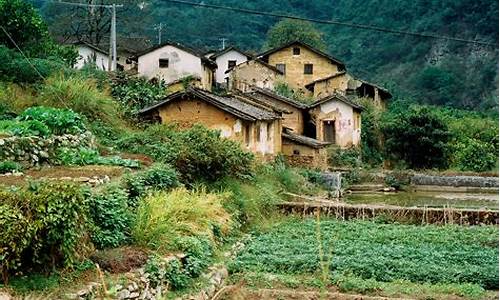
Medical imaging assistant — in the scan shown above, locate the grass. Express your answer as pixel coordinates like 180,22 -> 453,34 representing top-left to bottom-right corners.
132,188 -> 232,253
229,217 -> 499,296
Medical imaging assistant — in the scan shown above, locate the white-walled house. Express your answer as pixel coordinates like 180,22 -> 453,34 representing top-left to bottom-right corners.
133,41 -> 217,91
73,42 -> 110,71
209,47 -> 252,85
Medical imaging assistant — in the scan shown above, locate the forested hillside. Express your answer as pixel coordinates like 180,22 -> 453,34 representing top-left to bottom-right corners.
37,0 -> 498,112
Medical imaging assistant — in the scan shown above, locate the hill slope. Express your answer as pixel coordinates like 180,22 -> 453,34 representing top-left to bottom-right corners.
39,0 -> 499,112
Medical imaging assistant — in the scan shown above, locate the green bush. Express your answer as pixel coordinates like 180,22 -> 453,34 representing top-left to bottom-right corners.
360,99 -> 384,166
56,147 -> 140,168
0,161 -> 22,174
174,236 -> 213,278
164,259 -> 190,290
382,105 -> 450,169
17,106 -> 86,135
0,182 -> 89,282
123,163 -> 179,206
0,119 -> 50,137
89,184 -> 132,249
110,72 -> 168,118
328,146 -> 362,169
453,138 -> 497,172
118,124 -> 254,183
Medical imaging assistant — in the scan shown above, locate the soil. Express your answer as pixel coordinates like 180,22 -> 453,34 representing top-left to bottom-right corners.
90,246 -> 149,274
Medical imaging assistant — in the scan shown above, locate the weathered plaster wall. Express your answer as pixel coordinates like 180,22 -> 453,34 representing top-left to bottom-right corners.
251,94 -> 304,134
309,100 -> 361,147
157,98 -> 280,155
266,45 -> 340,91
215,50 -> 248,84
281,140 -> 327,169
137,46 -> 212,90
229,60 -> 283,92
311,73 -> 352,99
75,45 -> 109,71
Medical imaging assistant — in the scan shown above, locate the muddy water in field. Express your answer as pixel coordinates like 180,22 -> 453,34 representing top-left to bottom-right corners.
344,191 -> 499,210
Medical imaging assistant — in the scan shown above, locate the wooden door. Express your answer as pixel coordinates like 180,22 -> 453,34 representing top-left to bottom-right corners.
323,121 -> 335,143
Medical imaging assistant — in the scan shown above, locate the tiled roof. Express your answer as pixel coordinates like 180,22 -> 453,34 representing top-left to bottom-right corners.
304,71 -> 347,89
309,92 -> 364,110
247,87 -> 309,109
282,129 -> 331,149
209,46 -> 253,59
225,58 -> 284,74
139,87 -> 280,121
258,40 -> 345,69
133,40 -> 217,68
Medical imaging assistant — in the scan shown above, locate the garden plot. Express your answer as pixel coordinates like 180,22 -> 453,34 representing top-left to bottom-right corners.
227,217 -> 499,300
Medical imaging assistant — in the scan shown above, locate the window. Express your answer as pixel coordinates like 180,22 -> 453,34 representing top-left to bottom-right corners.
159,58 -> 169,68
256,124 -> 261,141
293,149 -> 300,155
276,63 -> 286,74
304,64 -> 313,74
293,47 -> 300,55
228,60 -> 237,69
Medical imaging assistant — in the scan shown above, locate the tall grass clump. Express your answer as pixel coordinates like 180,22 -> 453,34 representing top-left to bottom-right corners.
132,188 -> 231,253
39,75 -> 127,131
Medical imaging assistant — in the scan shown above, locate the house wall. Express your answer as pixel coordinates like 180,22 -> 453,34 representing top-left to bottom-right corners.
215,50 -> 248,84
309,100 -> 361,148
229,60 -> 283,92
281,140 -> 328,169
310,73 -> 352,99
251,94 -> 304,134
156,97 -> 280,155
266,45 -> 340,91
75,45 -> 109,71
137,45 -> 212,90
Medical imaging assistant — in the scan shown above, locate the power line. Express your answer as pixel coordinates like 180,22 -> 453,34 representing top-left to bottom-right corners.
161,0 -> 497,47
49,1 -> 123,8
0,25 -> 69,108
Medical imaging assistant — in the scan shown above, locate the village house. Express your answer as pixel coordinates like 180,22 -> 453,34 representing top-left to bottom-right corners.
138,87 -> 282,156
258,40 -> 346,93
307,93 -> 363,147
73,42 -> 111,71
226,58 -> 284,92
209,46 -> 252,86
133,41 -> 217,91
305,72 -> 392,107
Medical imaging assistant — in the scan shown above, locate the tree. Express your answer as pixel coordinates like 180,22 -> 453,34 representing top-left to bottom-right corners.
0,0 -> 48,49
382,105 -> 450,169
264,19 -> 326,50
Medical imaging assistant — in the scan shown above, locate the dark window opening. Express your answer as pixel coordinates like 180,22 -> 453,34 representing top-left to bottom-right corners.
228,60 -> 237,69
304,64 -> 313,74
293,47 -> 300,55
276,63 -> 286,74
159,58 -> 169,68
293,149 -> 300,155
244,124 -> 250,146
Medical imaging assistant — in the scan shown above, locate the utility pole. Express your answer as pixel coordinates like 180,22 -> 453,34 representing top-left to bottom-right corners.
51,1 -> 123,72
219,37 -> 227,50
154,23 -> 164,45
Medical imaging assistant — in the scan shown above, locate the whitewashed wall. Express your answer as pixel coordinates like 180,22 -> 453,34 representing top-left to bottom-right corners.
137,45 -> 203,83
75,45 -> 110,71
214,50 -> 248,84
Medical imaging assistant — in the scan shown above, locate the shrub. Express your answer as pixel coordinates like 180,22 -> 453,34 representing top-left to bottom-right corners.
144,255 -> 190,290
0,119 -> 50,137
0,182 -> 89,282
123,163 -> 179,206
89,184 -> 132,249
360,99 -> 384,166
110,72 -> 168,118
174,236 -> 213,278
0,161 -> 22,174
56,147 -> 140,168
17,106 -> 86,135
132,188 -> 231,252
118,124 -> 254,183
453,138 -> 497,172
382,105 -> 450,169
328,146 -> 362,169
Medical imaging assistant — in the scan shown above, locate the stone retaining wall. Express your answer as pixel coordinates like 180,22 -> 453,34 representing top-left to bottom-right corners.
411,174 -> 498,188
0,132 -> 94,167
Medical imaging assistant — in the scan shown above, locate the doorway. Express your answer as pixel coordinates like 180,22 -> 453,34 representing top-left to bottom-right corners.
323,120 -> 335,143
